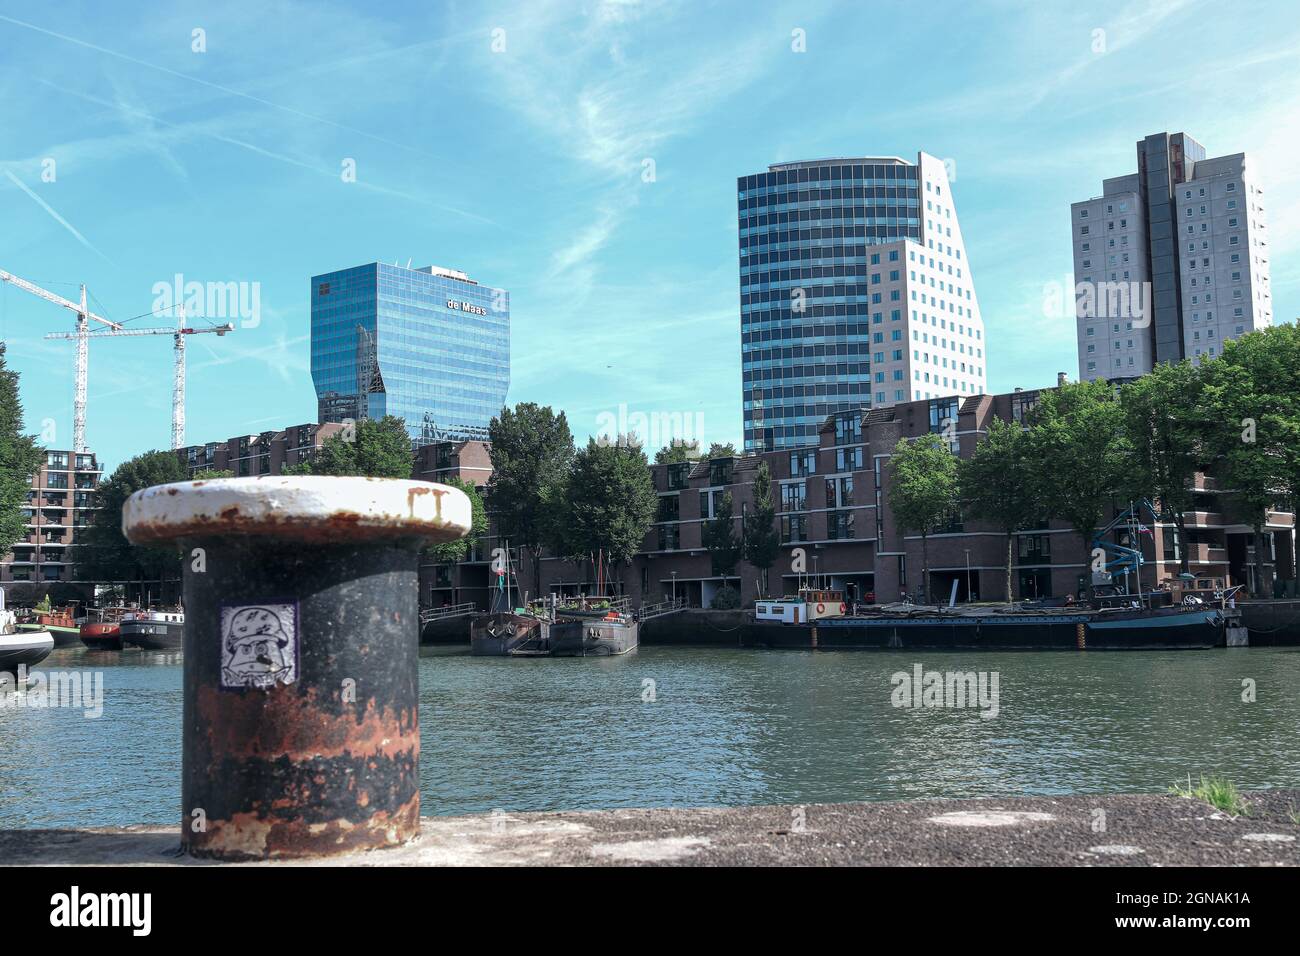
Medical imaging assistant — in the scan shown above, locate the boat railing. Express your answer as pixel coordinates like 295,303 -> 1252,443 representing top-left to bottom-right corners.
419,601 -> 479,625
555,595 -> 630,614
638,597 -> 686,621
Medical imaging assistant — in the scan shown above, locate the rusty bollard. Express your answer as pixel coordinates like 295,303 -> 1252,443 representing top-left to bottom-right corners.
122,475 -> 471,860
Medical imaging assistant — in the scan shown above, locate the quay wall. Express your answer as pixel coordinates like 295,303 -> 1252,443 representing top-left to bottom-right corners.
640,609 -> 748,645
1241,600 -> 1300,645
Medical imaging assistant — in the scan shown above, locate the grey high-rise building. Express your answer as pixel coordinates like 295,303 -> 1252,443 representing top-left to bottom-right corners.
738,153 -> 987,452
1072,132 -> 1273,383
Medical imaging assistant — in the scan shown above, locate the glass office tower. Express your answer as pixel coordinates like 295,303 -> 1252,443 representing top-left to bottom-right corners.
310,262 -> 509,445
740,158 -> 921,452
739,154 -> 987,451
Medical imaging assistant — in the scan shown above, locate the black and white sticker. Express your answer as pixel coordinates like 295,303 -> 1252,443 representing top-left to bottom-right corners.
220,603 -> 298,690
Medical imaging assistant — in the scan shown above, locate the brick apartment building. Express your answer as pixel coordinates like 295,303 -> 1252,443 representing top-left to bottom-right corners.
0,449 -> 103,596
169,393 -> 1296,612
494,389 -> 1294,609
177,422 -> 348,477
412,439 -> 494,608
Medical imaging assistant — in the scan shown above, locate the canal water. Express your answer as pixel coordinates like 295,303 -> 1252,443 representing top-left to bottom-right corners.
3,645 -> 1299,828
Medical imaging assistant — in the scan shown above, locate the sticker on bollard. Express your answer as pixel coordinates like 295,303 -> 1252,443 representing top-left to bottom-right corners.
221,603 -> 298,689
122,475 -> 472,861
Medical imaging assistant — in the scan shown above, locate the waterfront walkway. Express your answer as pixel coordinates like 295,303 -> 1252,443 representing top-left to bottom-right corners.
5,790 -> 1299,865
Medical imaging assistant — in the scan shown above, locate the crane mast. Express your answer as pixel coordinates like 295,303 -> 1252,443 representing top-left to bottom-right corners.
1,268 -> 122,452
173,327 -> 186,450
44,315 -> 234,449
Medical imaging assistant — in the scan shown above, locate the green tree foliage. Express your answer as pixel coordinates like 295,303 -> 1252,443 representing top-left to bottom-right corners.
889,434 -> 959,604
423,476 -> 487,564
742,462 -> 781,597
701,491 -> 740,582
1027,379 -> 1130,598
710,584 -> 741,610
959,417 -> 1038,601
551,438 -> 656,591
72,450 -> 191,602
0,344 -> 43,558
487,403 -> 575,586
297,416 -> 414,478
705,441 -> 737,459
1200,325 -> 1300,596
654,438 -> 700,463
1118,360 -> 1205,575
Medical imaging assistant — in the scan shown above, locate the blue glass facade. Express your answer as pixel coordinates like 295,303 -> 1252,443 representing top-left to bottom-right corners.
310,262 -> 509,445
739,158 -> 922,451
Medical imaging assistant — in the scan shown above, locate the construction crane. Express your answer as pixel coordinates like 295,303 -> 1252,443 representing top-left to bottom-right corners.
45,311 -> 234,450
0,268 -> 124,452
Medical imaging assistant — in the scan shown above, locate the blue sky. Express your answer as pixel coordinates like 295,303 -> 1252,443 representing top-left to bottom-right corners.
1,0 -> 1297,470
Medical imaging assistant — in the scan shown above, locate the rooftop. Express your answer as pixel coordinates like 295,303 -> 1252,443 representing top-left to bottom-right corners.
768,156 -> 910,171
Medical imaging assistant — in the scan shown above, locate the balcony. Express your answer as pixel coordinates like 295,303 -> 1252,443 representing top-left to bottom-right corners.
1185,542 -> 1229,566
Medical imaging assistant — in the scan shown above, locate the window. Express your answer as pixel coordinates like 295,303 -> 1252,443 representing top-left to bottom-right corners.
832,412 -> 861,444
825,475 -> 855,509
1018,534 -> 1051,563
781,482 -> 807,511
780,514 -> 806,543
666,462 -> 691,490
929,397 -> 960,436
827,511 -> 855,540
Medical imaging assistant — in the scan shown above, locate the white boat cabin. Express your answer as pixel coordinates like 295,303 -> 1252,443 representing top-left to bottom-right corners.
755,589 -> 847,624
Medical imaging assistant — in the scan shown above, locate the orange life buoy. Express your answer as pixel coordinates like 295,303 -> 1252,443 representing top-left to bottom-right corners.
816,603 -> 826,614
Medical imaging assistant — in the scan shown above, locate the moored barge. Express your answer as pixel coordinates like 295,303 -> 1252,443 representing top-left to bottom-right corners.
746,589 -> 1228,650
18,606 -> 81,648
120,609 -> 185,650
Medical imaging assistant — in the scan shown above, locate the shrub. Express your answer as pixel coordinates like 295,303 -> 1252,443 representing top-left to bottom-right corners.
710,585 -> 741,610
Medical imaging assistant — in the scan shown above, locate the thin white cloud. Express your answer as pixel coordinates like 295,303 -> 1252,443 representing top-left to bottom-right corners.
30,79 -> 498,227
0,12 -> 445,161
2,168 -> 112,263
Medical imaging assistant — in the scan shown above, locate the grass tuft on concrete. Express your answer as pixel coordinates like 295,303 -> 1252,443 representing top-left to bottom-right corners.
1170,773 -> 1249,816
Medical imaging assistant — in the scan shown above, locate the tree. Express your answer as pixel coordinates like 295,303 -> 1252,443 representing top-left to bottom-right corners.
1200,326 -> 1300,597
488,403 -> 575,589
72,450 -> 192,603
743,462 -> 781,597
552,438 -> 656,593
423,476 -> 487,565
0,344 -> 43,558
959,417 -> 1038,602
654,439 -> 700,464
701,491 -> 740,584
1027,379 -> 1130,602
1118,360 -> 1205,576
705,441 -> 737,459
297,416 -> 413,478
889,434 -> 959,604
710,585 -> 741,610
